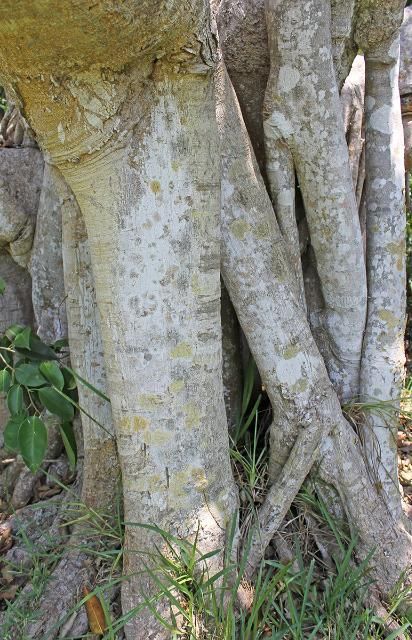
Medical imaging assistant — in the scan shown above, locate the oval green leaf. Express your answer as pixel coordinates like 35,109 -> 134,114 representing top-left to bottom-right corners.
18,416 -> 47,472
38,387 -> 74,421
0,369 -> 11,393
26,334 -> 58,361
39,361 -> 64,390
15,364 -> 47,388
3,413 -> 27,452
13,327 -> 32,350
7,384 -> 24,415
5,324 -> 24,342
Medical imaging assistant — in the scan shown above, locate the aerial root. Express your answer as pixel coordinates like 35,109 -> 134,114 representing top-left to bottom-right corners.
244,419 -> 325,579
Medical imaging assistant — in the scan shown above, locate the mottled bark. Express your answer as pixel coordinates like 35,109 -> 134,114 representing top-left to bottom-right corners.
341,55 -> 366,208
264,0 -> 367,401
217,62 -> 412,592
360,35 -> 406,519
29,162 -> 67,342
400,8 -> 412,172
0,252 -> 34,335
25,170 -> 120,640
0,3 -> 238,637
0,145 -> 39,458
0,147 -> 43,267
217,0 -> 269,171
331,0 -> 358,90
0,0 -> 411,632
59,169 -> 119,513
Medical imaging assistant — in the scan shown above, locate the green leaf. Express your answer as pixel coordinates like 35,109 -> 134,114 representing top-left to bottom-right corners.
4,413 -> 26,451
60,422 -> 77,469
62,367 -> 77,391
38,387 -> 74,421
39,361 -> 64,390
0,337 -> 13,370
0,369 -> 11,393
15,333 -> 58,362
7,384 -> 24,415
0,276 -> 5,295
13,326 -> 32,350
64,367 -> 109,402
53,338 -> 69,352
18,416 -> 47,472
15,364 -> 47,388
5,324 -> 25,342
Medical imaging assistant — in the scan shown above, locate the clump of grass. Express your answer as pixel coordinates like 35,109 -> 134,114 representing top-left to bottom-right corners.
2,480 -> 412,639
2,364 -> 412,639
117,515 -> 411,640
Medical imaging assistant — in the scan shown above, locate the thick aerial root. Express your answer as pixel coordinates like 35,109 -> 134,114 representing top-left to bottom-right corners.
264,0 -> 367,401
360,36 -> 406,520
244,415 -> 326,578
318,424 -> 412,593
216,62 -> 412,595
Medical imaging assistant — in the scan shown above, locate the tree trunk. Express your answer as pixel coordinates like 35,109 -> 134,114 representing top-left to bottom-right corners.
0,1 -> 411,635
0,3 -> 238,636
29,161 -> 67,343
59,168 -> 120,513
360,36 -> 406,520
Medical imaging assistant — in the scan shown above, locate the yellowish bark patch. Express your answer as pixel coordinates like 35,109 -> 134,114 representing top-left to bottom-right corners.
283,344 -> 300,359
170,470 -> 190,498
378,309 -> 398,328
169,379 -> 185,394
138,393 -> 164,408
387,241 -> 405,271
230,219 -> 251,240
118,415 -> 149,431
171,342 -> 193,358
291,378 -> 309,393
144,430 -> 172,445
184,402 -> 201,428
254,222 -> 270,239
150,180 -> 161,194
191,466 -> 208,490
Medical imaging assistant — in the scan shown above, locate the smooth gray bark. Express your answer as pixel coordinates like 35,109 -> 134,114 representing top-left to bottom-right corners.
0,4 -> 238,637
264,0 -> 367,402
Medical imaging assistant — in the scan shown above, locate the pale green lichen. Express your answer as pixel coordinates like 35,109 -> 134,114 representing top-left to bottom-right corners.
169,379 -> 185,393
150,180 -> 161,194
138,393 -> 164,408
291,378 -> 309,393
283,343 -> 300,359
171,342 -> 193,358
119,415 -> 149,432
184,402 -> 201,428
191,466 -> 208,490
387,241 -> 404,271
230,219 -> 251,240
378,309 -> 398,328
254,222 -> 270,239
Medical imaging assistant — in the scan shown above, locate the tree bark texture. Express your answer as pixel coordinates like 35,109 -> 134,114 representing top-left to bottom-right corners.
0,3 -> 238,637
0,1 -> 411,636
